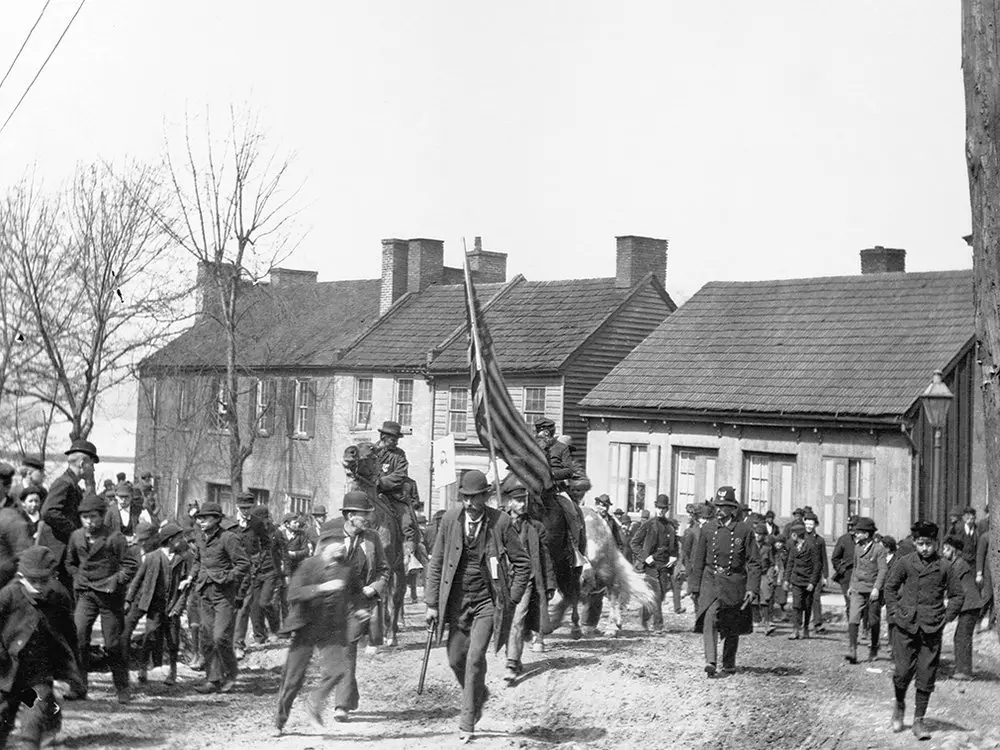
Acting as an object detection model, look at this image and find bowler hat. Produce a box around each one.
[0,463,14,481]
[853,517,876,534]
[379,420,402,437]
[534,417,556,432]
[195,502,224,518]
[613,508,624,517]
[880,535,897,552]
[65,439,100,463]
[943,535,965,552]
[622,514,632,524]
[18,546,57,577]
[341,490,375,513]
[20,455,44,471]
[595,494,612,507]
[714,486,738,507]
[78,492,107,515]
[133,522,157,546]
[236,492,255,508]
[458,470,492,497]
[320,518,346,542]
[911,520,939,540]
[312,504,328,516]
[654,494,670,509]
[159,522,184,543]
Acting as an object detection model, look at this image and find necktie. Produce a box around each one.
[467,520,479,547]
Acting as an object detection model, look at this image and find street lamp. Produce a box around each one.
[918,369,954,527]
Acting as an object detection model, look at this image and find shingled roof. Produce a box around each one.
[581,269,974,420]
[427,277,651,374]
[335,281,508,371]
[140,278,382,372]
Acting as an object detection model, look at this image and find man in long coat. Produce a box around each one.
[690,486,762,677]
[425,470,531,743]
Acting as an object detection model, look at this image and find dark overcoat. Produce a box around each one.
[37,469,83,564]
[424,506,531,652]
[690,517,762,637]
[885,551,964,634]
[514,516,556,635]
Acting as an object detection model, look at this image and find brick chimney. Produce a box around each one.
[380,238,409,315]
[407,238,444,294]
[615,235,667,289]
[269,268,318,286]
[466,236,508,283]
[860,246,906,274]
[195,260,238,322]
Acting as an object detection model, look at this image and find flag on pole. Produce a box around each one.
[463,257,554,497]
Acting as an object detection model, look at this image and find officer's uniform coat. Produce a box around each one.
[690,517,762,637]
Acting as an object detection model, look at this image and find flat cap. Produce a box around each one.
[78,492,107,515]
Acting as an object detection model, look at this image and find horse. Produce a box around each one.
[342,444,407,648]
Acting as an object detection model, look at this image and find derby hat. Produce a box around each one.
[654,494,670,509]
[341,490,375,513]
[379,420,402,437]
[595,494,612,507]
[613,508,625,516]
[65,439,100,463]
[458,470,492,497]
[312,504,328,516]
[853,517,877,534]
[159,522,184,543]
[195,502,224,518]
[714,486,738,507]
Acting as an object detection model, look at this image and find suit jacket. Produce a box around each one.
[37,469,84,563]
[0,578,82,693]
[424,506,531,652]
[630,516,678,570]
[690,517,762,637]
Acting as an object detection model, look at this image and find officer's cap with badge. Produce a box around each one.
[714,486,739,508]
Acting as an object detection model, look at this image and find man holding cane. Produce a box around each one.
[690,486,762,677]
[424,470,531,744]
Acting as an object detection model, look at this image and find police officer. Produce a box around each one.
[690,486,762,677]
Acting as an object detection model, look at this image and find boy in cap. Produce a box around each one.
[336,490,389,722]
[844,517,887,664]
[885,521,965,739]
[274,518,358,735]
[65,492,138,703]
[783,522,822,640]
[690,487,762,676]
[752,522,776,635]
[124,522,190,686]
[425,470,531,743]
[940,535,982,680]
[0,546,82,750]
[189,502,252,694]
[801,510,829,633]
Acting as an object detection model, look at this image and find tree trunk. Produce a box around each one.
[963,0,1000,642]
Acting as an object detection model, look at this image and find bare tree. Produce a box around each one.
[0,162,188,448]
[963,0,1000,641]
[156,106,303,495]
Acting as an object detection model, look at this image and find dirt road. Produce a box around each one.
[42,600,1000,750]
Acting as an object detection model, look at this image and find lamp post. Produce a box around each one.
[918,370,954,527]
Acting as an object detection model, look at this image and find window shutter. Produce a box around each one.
[265,379,277,435]
[283,379,296,437]
[248,378,259,433]
[646,444,661,503]
[306,380,317,437]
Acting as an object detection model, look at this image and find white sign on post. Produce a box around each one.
[434,433,457,489]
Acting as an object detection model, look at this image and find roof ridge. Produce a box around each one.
[333,289,417,361]
[427,274,527,365]
[703,268,973,288]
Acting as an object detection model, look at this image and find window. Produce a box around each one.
[251,378,276,436]
[206,482,233,517]
[293,378,316,438]
[210,377,229,432]
[609,442,660,513]
[355,377,373,426]
[522,386,546,426]
[288,494,312,516]
[848,458,874,519]
[822,456,874,541]
[395,379,414,428]
[673,448,718,508]
[449,387,469,435]
[248,487,270,508]
[741,453,796,517]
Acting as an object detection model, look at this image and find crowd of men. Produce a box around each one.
[0,416,996,746]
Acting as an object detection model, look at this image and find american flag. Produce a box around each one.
[463,257,554,497]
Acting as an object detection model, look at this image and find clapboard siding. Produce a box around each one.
[563,282,674,473]
[432,375,564,443]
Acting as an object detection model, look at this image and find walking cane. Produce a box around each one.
[417,619,435,695]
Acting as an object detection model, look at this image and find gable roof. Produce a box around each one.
[140,278,381,372]
[427,277,661,374]
[581,269,974,420]
[335,281,509,371]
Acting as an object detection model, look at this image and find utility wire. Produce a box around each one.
[0,0,87,137]
[0,0,52,95]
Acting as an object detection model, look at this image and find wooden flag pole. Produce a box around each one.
[463,238,505,510]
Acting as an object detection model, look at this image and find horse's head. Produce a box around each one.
[343,442,378,482]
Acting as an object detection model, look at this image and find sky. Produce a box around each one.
[0,1,974,463]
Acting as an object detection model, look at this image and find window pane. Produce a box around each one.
[396,379,414,427]
[398,403,413,428]
[860,460,873,499]
[356,378,372,425]
[780,464,794,516]
[449,388,468,434]
[397,379,413,403]
[704,458,716,502]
